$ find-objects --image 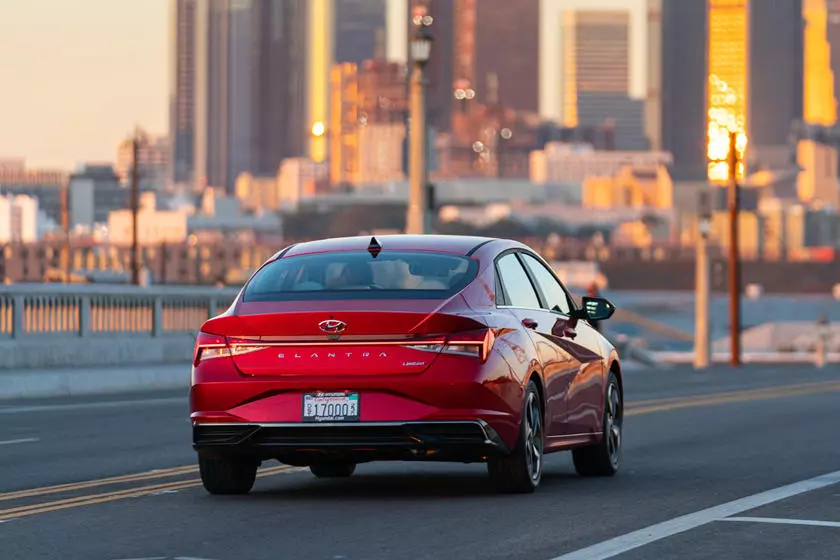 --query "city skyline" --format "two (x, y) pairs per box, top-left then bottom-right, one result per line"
(0, 0), (169, 169)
